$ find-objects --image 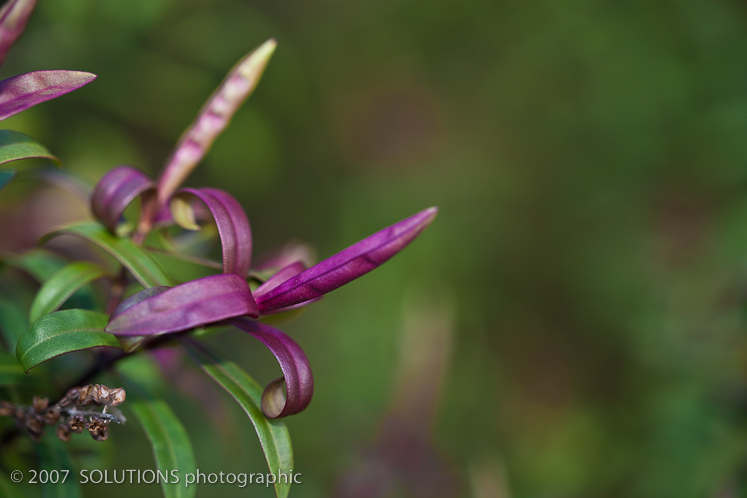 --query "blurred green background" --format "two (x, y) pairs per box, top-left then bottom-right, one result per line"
(6, 0), (747, 496)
